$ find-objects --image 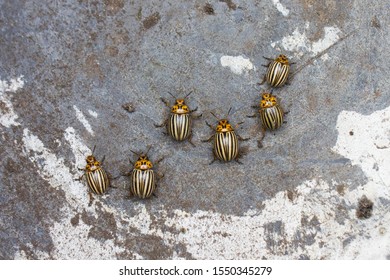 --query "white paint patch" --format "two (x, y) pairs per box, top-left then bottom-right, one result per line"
(272, 26), (342, 57)
(88, 109), (98, 118)
(272, 0), (289, 16)
(20, 127), (130, 259)
(220, 55), (255, 75)
(22, 128), (88, 204)
(0, 76), (24, 127)
(311, 27), (342, 55)
(332, 106), (390, 259)
(73, 105), (94, 135)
